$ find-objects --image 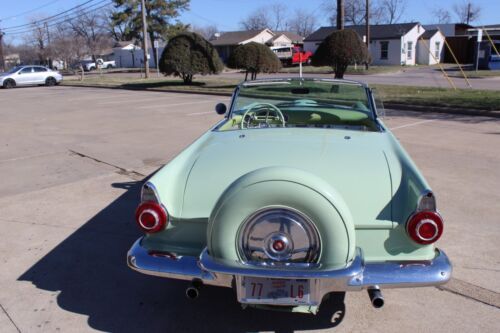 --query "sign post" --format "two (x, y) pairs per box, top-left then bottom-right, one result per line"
(476, 29), (483, 71)
(154, 40), (160, 77)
